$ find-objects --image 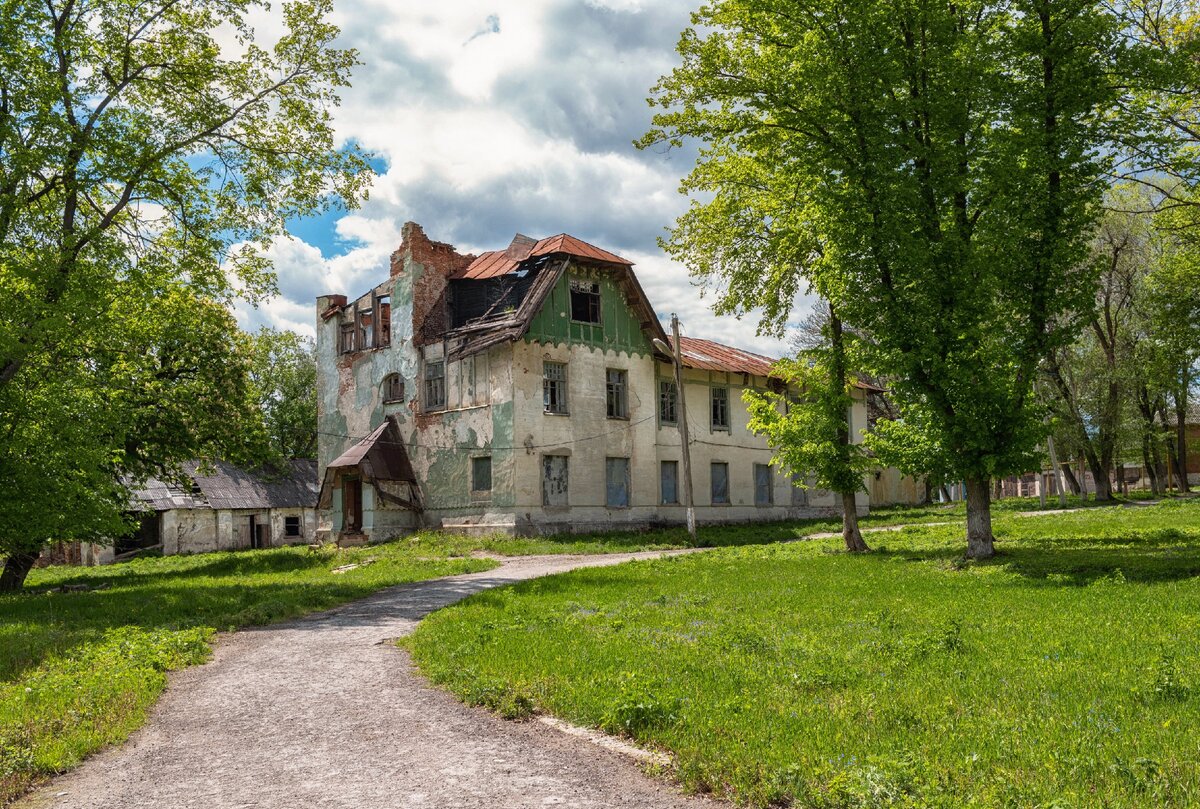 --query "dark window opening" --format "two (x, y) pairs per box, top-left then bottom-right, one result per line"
(544, 361), (568, 414)
(661, 460), (679, 505)
(711, 462), (730, 505)
(659, 379), (677, 424)
(606, 369), (628, 419)
(472, 456), (492, 493)
(711, 387), (730, 430)
(383, 373), (405, 403)
(343, 476), (363, 531)
(339, 323), (356, 354)
(377, 295), (391, 346)
(285, 516), (301, 537)
(425, 361), (445, 409)
(569, 279), (601, 323)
